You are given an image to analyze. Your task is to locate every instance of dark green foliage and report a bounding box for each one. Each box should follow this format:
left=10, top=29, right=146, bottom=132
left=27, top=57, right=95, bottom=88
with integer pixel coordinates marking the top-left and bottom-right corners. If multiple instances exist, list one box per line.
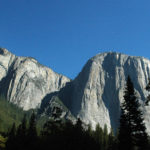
left=2, top=98, right=116, bottom=150
left=40, top=118, right=100, bottom=150
left=0, top=95, right=44, bottom=135
left=118, top=108, right=131, bottom=150
left=27, top=112, right=37, bottom=141
left=3, top=109, right=117, bottom=150
left=6, top=113, right=38, bottom=150
left=107, top=128, right=116, bottom=150
left=15, top=114, right=28, bottom=150
left=118, top=76, right=149, bottom=150
left=0, top=135, right=6, bottom=150
left=0, top=96, right=32, bottom=133
left=5, top=123, right=16, bottom=150
left=103, top=124, right=109, bottom=150
left=92, top=124, right=117, bottom=150
left=3, top=77, right=150, bottom=150
left=26, top=112, right=38, bottom=150
left=0, top=96, right=24, bottom=132
left=93, top=123, right=103, bottom=149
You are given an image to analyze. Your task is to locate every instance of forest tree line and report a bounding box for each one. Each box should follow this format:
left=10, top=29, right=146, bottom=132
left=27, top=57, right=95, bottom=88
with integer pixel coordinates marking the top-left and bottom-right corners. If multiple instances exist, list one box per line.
left=1, top=76, right=150, bottom=150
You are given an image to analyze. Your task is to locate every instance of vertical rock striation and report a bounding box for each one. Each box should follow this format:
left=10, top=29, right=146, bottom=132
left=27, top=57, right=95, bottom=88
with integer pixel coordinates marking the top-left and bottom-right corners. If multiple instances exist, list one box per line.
left=0, top=48, right=70, bottom=110
left=1, top=48, right=150, bottom=134
left=68, top=52, right=150, bottom=133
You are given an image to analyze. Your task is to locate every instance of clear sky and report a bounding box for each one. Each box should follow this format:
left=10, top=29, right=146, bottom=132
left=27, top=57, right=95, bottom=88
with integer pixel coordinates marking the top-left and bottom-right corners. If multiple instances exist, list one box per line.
left=0, top=0, right=150, bottom=79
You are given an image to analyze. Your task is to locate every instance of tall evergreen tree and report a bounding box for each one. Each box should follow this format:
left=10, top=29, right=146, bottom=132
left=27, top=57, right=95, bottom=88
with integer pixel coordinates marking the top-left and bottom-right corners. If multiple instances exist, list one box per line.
left=93, top=123, right=103, bottom=149
left=118, top=76, right=148, bottom=150
left=16, top=114, right=27, bottom=138
left=107, top=128, right=116, bottom=150
left=103, top=124, right=109, bottom=150
left=27, top=112, right=37, bottom=140
left=16, top=114, right=27, bottom=150
left=27, top=112, right=37, bottom=150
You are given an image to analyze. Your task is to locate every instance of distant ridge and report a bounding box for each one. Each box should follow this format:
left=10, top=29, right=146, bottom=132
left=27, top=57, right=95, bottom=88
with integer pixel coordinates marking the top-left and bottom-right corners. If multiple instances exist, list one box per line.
left=1, top=48, right=150, bottom=134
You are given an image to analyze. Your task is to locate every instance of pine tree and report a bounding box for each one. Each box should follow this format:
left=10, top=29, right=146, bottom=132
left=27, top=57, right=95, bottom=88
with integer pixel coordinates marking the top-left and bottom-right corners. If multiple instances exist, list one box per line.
left=17, top=114, right=27, bottom=138
left=16, top=114, right=27, bottom=150
left=93, top=123, right=103, bottom=149
left=27, top=112, right=37, bottom=140
left=118, top=76, right=148, bottom=150
left=27, top=112, right=37, bottom=149
left=103, top=124, right=109, bottom=150
left=87, top=124, right=93, bottom=137
left=107, top=128, right=115, bottom=150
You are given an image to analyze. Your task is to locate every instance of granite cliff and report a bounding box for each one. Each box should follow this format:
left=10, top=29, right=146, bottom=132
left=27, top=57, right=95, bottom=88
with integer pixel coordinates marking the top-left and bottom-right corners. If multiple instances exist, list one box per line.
left=54, top=52, right=150, bottom=133
left=1, top=48, right=150, bottom=134
left=0, top=48, right=70, bottom=110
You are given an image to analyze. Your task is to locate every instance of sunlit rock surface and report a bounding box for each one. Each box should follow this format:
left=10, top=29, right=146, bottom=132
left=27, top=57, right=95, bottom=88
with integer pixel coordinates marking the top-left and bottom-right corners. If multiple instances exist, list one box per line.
left=65, top=52, right=150, bottom=133
left=0, top=48, right=70, bottom=110
left=1, top=48, right=150, bottom=134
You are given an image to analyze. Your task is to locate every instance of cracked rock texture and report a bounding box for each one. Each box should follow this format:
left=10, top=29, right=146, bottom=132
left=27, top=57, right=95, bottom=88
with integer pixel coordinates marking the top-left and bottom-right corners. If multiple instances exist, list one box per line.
left=40, top=96, right=76, bottom=122
left=1, top=48, right=150, bottom=134
left=64, top=52, right=150, bottom=133
left=0, top=48, right=70, bottom=110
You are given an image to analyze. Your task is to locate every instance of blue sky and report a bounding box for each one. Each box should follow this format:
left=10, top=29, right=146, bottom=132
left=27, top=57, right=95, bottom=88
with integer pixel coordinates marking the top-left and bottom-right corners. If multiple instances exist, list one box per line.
left=0, top=0, right=150, bottom=79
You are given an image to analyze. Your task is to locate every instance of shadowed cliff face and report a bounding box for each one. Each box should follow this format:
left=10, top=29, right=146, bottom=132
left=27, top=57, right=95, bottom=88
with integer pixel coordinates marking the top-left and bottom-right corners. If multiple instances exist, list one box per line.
left=0, top=48, right=70, bottom=110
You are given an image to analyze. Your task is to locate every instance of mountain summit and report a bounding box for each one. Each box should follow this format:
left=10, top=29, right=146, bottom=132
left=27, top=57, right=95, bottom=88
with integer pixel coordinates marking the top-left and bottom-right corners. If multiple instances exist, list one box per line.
left=56, top=52, right=150, bottom=133
left=1, top=48, right=150, bottom=134
left=0, top=48, right=70, bottom=110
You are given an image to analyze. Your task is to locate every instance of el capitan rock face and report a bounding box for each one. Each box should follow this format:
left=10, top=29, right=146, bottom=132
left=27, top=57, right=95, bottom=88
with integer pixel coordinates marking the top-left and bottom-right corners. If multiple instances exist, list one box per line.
left=0, top=48, right=70, bottom=110
left=60, top=52, right=150, bottom=133
left=1, top=48, right=150, bottom=134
